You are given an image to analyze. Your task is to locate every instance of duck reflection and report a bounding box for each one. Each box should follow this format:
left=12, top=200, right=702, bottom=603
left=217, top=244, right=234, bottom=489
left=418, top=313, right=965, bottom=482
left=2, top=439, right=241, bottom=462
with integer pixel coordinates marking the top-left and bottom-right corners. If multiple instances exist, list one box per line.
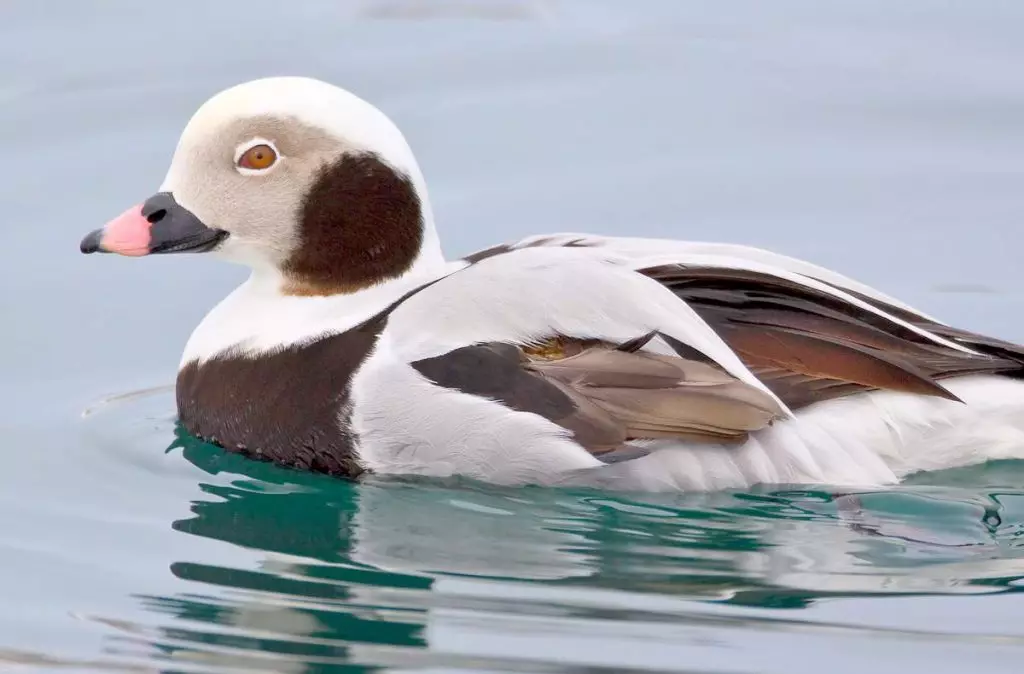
left=168, top=426, right=1024, bottom=599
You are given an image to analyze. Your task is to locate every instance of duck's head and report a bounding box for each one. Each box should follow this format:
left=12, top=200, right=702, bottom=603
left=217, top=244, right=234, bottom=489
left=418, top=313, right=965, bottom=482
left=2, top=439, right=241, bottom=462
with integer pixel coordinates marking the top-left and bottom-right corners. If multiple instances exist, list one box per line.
left=80, top=76, right=443, bottom=295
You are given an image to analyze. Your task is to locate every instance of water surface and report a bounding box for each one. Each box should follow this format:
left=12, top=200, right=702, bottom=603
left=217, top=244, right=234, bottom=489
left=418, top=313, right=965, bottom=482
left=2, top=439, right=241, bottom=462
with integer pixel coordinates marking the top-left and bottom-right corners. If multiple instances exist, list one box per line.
left=3, top=1, right=1024, bottom=671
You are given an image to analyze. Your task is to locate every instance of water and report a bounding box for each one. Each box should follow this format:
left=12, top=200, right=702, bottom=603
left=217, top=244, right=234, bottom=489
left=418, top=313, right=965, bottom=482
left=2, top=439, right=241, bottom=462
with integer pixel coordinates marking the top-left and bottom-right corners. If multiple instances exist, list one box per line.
left=3, top=1, right=1024, bottom=671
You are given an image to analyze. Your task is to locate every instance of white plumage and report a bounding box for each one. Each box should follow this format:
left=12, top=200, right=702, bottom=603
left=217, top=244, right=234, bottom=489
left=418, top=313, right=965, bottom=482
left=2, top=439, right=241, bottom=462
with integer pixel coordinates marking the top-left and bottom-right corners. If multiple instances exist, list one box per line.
left=349, top=240, right=1024, bottom=491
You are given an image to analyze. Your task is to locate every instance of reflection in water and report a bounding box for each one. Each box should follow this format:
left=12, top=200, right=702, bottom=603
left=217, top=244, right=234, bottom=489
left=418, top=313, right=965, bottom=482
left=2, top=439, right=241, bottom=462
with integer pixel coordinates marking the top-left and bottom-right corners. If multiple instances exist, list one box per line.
left=78, top=419, right=1024, bottom=671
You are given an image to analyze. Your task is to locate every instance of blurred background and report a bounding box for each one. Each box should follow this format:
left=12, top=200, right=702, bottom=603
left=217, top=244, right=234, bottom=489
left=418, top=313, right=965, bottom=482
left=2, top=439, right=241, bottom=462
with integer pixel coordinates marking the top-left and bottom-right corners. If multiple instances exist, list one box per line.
left=2, top=1, right=1024, bottom=672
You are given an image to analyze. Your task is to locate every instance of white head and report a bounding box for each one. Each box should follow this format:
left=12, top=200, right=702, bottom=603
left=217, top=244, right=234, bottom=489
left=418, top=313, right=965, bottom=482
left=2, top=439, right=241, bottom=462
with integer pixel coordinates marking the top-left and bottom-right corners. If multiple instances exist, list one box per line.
left=81, top=77, right=445, bottom=295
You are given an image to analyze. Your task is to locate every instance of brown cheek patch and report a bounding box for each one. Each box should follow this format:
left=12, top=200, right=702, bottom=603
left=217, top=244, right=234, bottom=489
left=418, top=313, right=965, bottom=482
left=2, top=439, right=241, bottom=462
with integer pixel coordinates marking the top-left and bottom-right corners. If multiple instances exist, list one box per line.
left=284, top=152, right=424, bottom=295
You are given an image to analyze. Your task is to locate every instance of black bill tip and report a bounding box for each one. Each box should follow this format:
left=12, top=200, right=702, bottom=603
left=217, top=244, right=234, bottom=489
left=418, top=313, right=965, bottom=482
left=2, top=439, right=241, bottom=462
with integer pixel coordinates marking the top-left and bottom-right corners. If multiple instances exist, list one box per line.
left=80, top=229, right=104, bottom=254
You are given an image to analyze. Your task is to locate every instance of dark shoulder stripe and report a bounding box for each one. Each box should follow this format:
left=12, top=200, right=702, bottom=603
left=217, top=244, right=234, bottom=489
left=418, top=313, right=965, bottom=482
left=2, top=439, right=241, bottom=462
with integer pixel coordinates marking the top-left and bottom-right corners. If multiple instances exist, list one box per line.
left=461, top=236, right=593, bottom=264
left=410, top=341, right=628, bottom=453
left=412, top=342, right=576, bottom=417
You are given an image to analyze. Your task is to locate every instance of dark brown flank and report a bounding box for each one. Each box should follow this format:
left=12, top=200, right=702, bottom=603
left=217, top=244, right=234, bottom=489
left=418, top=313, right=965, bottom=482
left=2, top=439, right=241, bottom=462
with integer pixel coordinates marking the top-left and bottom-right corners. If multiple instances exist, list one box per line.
left=412, top=333, right=784, bottom=455
left=176, top=313, right=386, bottom=478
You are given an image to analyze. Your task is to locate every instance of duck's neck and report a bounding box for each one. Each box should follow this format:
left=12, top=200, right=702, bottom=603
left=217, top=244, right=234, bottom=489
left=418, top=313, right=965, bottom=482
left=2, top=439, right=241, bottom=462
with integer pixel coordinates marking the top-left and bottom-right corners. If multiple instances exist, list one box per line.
left=180, top=249, right=455, bottom=368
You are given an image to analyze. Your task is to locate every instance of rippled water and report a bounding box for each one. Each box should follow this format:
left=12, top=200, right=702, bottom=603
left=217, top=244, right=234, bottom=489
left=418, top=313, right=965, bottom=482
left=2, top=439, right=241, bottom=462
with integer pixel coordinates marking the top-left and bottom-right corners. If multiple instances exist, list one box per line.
left=4, top=1, right=1024, bottom=672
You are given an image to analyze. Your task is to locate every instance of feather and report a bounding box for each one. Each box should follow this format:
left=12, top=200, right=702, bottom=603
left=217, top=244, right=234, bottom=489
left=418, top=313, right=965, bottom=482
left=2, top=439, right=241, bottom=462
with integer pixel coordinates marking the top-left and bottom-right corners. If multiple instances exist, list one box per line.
left=414, top=337, right=785, bottom=455
left=643, top=264, right=1023, bottom=409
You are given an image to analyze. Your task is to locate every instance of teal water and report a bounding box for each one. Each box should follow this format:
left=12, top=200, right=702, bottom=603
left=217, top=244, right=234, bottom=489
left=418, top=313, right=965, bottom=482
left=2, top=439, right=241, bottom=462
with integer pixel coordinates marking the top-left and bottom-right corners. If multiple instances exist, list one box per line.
left=4, top=1, right=1024, bottom=672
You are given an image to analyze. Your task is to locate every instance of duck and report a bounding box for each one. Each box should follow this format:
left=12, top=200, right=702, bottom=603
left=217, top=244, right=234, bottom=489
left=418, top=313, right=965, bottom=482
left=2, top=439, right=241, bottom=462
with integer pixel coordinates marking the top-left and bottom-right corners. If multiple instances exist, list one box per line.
left=79, top=76, right=1024, bottom=492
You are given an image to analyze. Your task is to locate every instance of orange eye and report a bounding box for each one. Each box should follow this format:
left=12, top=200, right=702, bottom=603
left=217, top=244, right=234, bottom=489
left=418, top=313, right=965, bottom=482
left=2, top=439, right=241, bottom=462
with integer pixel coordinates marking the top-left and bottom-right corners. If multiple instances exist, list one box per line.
left=237, top=143, right=278, bottom=171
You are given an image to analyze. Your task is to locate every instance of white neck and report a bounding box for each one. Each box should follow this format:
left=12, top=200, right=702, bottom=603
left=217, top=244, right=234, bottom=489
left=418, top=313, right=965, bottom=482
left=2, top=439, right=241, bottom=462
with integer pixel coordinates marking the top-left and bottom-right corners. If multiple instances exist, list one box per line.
left=180, top=250, right=456, bottom=367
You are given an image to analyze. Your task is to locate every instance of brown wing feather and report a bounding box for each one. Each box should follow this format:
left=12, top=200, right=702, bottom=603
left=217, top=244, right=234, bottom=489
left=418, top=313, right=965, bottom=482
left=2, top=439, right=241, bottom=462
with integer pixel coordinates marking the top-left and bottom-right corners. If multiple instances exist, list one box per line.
left=644, top=264, right=1023, bottom=410
left=412, top=338, right=786, bottom=456
left=716, top=321, right=961, bottom=401
left=646, top=265, right=942, bottom=347
left=529, top=347, right=784, bottom=445
left=810, top=287, right=1024, bottom=367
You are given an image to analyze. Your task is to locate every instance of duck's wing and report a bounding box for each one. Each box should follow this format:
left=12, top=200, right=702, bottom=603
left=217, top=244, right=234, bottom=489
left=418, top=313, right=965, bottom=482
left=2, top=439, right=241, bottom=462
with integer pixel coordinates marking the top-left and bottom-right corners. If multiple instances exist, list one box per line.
left=383, top=246, right=788, bottom=456
left=412, top=336, right=782, bottom=455
left=462, top=234, right=1024, bottom=411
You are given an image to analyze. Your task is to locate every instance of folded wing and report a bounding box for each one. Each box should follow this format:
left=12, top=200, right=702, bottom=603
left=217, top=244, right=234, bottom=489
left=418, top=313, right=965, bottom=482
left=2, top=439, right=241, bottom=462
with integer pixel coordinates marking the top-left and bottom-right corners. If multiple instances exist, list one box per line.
left=412, top=335, right=782, bottom=455
left=460, top=235, right=1024, bottom=412
left=383, top=246, right=790, bottom=455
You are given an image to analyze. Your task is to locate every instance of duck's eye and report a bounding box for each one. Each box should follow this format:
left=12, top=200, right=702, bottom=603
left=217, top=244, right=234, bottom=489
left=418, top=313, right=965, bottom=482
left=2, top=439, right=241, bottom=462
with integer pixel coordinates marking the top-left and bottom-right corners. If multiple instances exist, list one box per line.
left=237, top=143, right=278, bottom=171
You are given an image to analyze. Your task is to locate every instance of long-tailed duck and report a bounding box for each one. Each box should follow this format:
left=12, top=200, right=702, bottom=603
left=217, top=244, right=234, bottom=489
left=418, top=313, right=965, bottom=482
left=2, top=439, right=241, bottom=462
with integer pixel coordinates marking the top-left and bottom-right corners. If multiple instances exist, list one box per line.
left=80, top=76, right=1024, bottom=491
